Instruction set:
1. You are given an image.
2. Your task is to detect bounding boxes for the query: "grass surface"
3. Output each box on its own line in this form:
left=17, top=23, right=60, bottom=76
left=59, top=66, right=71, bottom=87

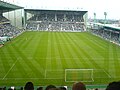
left=0, top=31, right=120, bottom=86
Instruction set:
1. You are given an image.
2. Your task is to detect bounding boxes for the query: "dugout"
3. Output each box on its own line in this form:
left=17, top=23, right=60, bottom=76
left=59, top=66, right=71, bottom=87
left=0, top=0, right=25, bottom=28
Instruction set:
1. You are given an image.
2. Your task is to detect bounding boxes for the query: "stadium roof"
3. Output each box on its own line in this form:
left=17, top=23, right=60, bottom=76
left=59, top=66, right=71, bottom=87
left=25, top=9, right=88, bottom=15
left=0, top=1, right=23, bottom=12
left=94, top=23, right=120, bottom=31
left=104, top=25, right=120, bottom=31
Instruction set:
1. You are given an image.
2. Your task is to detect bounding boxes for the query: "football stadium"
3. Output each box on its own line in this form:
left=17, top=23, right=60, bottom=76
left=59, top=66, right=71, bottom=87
left=0, top=0, right=120, bottom=90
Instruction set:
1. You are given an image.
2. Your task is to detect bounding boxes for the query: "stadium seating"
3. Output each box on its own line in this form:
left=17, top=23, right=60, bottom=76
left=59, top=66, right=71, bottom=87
left=0, top=23, right=23, bottom=37
left=0, top=15, right=24, bottom=45
left=26, top=11, right=85, bottom=32
left=91, top=27, right=120, bottom=45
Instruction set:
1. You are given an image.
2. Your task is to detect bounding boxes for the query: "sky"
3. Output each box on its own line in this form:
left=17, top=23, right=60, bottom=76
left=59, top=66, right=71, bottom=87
left=3, top=0, right=120, bottom=19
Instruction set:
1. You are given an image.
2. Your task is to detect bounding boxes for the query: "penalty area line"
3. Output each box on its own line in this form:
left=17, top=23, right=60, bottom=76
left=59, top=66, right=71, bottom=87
left=2, top=60, right=18, bottom=80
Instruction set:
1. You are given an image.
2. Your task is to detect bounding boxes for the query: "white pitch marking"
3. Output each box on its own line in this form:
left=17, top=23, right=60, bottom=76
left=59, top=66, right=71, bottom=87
left=2, top=60, right=18, bottom=80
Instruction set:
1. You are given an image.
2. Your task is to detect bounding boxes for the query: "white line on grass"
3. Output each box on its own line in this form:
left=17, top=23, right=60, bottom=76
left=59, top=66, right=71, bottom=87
left=2, top=59, right=18, bottom=80
left=0, top=78, right=63, bottom=80
left=37, top=57, right=105, bottom=60
left=103, top=69, right=112, bottom=78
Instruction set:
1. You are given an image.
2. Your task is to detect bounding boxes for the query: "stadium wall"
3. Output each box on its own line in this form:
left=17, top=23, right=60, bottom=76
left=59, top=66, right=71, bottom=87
left=24, top=11, right=33, bottom=29
left=0, top=12, right=2, bottom=16
left=83, top=12, right=88, bottom=31
left=3, top=9, right=24, bottom=29
left=26, top=12, right=33, bottom=20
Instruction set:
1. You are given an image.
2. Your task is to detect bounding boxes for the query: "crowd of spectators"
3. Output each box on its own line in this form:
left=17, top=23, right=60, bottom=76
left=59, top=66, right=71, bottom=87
left=27, top=14, right=84, bottom=22
left=26, top=13, right=85, bottom=32
left=0, top=15, right=24, bottom=45
left=0, top=23, right=23, bottom=37
left=2, top=81, right=120, bottom=90
left=91, top=27, right=120, bottom=45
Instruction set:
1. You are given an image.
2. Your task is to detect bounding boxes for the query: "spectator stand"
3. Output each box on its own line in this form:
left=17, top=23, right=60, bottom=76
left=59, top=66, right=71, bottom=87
left=25, top=9, right=87, bottom=32
left=90, top=23, right=120, bottom=46
left=0, top=1, right=24, bottom=47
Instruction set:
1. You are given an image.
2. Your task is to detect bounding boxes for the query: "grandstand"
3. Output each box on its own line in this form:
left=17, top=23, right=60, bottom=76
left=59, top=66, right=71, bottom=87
left=0, top=1, right=24, bottom=45
left=1, top=0, right=120, bottom=90
left=90, top=23, right=120, bottom=45
left=25, top=9, right=87, bottom=32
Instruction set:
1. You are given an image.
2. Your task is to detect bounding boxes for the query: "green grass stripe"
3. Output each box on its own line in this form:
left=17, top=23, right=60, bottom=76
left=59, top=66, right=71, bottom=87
left=63, top=33, right=85, bottom=68
left=0, top=31, right=120, bottom=86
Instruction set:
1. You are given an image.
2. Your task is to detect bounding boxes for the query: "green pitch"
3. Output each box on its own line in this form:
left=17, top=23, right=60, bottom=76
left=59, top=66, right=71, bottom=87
left=0, top=31, right=120, bottom=86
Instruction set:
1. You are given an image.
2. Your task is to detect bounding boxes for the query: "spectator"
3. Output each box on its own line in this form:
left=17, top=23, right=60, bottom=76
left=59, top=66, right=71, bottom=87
left=59, top=87, right=67, bottom=90
left=95, top=88, right=98, bottom=90
left=20, top=87, right=23, bottom=90
left=24, top=82, right=34, bottom=90
left=72, top=82, right=86, bottom=90
left=37, top=87, right=43, bottom=90
left=8, top=86, right=16, bottom=90
left=106, top=81, right=120, bottom=90
left=54, top=88, right=61, bottom=90
left=45, top=85, right=56, bottom=90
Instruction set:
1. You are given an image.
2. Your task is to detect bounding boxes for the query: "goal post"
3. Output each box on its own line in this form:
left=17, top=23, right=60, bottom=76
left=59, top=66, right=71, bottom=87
left=65, top=69, right=94, bottom=82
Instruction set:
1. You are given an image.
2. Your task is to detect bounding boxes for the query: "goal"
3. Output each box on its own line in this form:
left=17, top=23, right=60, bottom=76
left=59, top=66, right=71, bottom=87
left=65, top=69, right=94, bottom=82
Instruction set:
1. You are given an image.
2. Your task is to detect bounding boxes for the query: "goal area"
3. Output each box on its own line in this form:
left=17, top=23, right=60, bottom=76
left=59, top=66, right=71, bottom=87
left=65, top=69, right=94, bottom=82
left=44, top=69, right=111, bottom=83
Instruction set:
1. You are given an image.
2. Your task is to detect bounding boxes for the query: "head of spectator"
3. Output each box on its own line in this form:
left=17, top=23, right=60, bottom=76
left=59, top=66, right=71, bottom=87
left=106, top=81, right=120, bottom=90
left=95, top=88, right=98, bottom=90
left=59, top=86, right=67, bottom=90
left=37, top=87, right=43, bottom=90
left=54, top=88, right=61, bottom=90
left=8, top=86, right=16, bottom=90
left=45, top=85, right=56, bottom=90
left=20, top=87, right=23, bottom=90
left=72, top=82, right=86, bottom=90
left=24, top=82, right=34, bottom=90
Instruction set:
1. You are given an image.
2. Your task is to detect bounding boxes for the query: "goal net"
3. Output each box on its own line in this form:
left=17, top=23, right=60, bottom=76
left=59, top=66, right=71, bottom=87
left=65, top=69, right=94, bottom=82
